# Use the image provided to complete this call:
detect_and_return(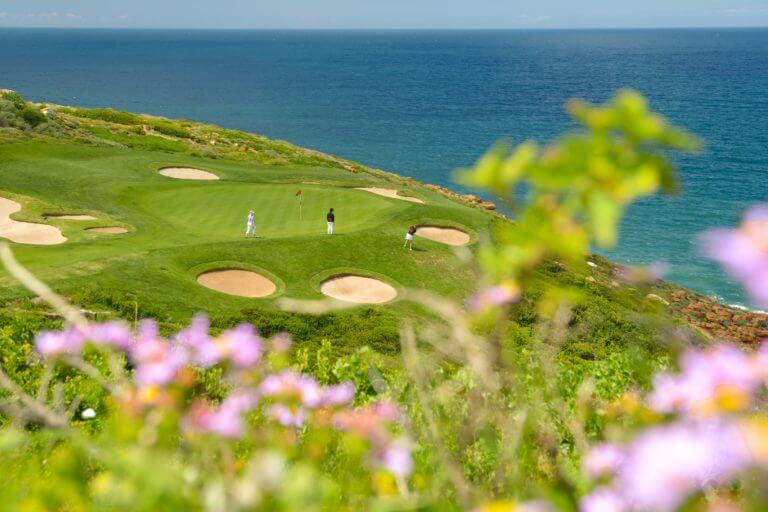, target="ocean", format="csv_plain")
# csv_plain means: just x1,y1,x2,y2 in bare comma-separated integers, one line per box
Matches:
2,28,767,306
